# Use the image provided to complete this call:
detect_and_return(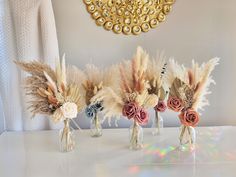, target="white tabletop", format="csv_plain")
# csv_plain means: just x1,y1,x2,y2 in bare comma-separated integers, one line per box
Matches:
0,126,236,177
